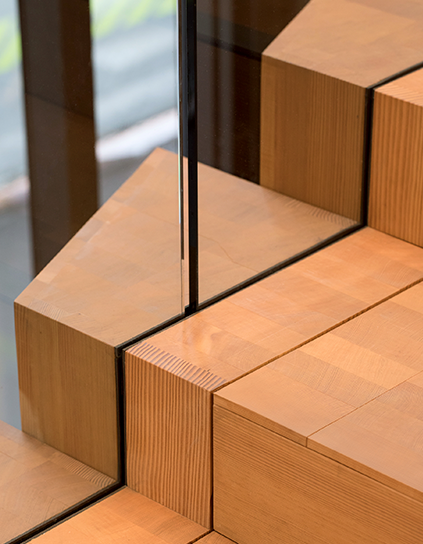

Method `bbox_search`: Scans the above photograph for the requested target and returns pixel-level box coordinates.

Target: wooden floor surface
[31,487,207,544]
[125,227,423,527]
[0,420,114,544]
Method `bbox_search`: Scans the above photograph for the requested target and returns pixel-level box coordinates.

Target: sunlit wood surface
[0,420,113,544]
[261,0,423,220]
[30,487,207,544]
[15,146,353,479]
[369,68,423,247]
[125,227,423,527]
[214,282,423,544]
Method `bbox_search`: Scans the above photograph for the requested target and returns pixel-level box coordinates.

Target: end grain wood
[125,227,423,527]
[369,68,423,247]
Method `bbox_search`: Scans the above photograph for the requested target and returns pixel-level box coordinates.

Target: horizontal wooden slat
[30,487,207,543]
[308,284,423,502]
[214,293,423,445]
[214,406,423,544]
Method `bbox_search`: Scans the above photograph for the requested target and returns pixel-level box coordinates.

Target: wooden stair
[125,227,423,528]
[25,226,423,543]
[260,0,423,221]
[214,283,423,543]
[13,0,423,542]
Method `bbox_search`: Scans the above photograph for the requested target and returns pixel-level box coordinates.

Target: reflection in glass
[0,0,182,542]
[197,0,358,304]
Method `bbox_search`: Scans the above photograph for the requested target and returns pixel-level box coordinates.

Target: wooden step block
[14,144,354,477]
[214,406,423,544]
[369,68,423,246]
[0,420,113,544]
[15,148,181,479]
[260,0,423,221]
[30,487,207,543]
[309,285,423,503]
[214,282,423,543]
[125,227,423,527]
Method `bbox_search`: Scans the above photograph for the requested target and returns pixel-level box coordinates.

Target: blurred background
[0,0,178,427]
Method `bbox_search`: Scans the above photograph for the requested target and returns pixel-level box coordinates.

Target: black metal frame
[181,0,199,315]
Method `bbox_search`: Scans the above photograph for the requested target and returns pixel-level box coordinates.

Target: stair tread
[31,487,207,544]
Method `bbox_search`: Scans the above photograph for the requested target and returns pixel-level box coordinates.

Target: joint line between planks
[216,405,423,507]
[212,275,423,394]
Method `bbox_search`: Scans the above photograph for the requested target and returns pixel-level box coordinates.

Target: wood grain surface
[31,487,207,543]
[126,346,214,528]
[197,147,355,303]
[214,281,423,542]
[214,406,423,544]
[261,59,365,220]
[16,147,353,342]
[215,284,423,447]
[125,227,423,527]
[0,420,113,544]
[308,283,423,503]
[15,306,118,479]
[260,0,423,220]
[369,68,423,246]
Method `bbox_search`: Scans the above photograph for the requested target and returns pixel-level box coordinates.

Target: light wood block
[15,145,353,478]
[214,405,423,544]
[125,227,423,527]
[261,0,423,220]
[214,282,423,543]
[214,282,423,443]
[0,420,113,544]
[369,68,423,246]
[15,148,182,479]
[309,285,423,503]
[30,487,207,543]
